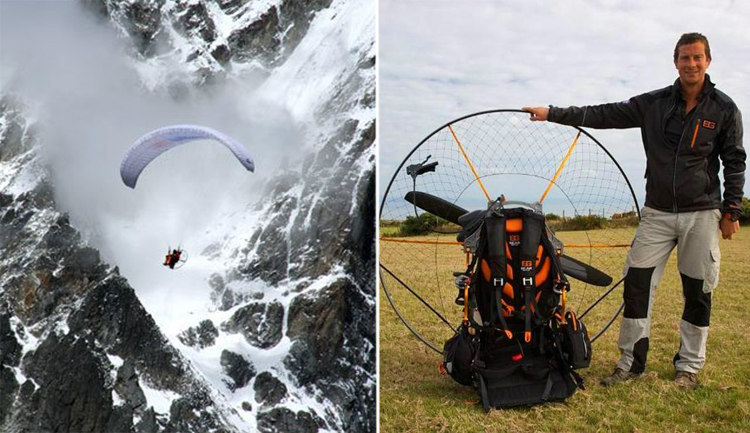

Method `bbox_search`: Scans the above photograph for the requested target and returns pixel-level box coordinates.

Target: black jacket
[548,75,745,216]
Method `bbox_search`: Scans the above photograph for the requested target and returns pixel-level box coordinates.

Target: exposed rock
[67,277,187,391]
[275,0,333,59]
[285,280,348,383]
[349,166,376,290]
[173,1,216,43]
[239,119,374,290]
[208,273,236,311]
[211,43,232,65]
[0,366,19,426]
[1,201,108,324]
[0,308,22,367]
[18,378,35,401]
[222,301,284,349]
[21,333,118,433]
[0,95,32,161]
[114,360,147,412]
[283,340,317,385]
[240,195,296,285]
[105,405,137,433]
[217,0,245,15]
[253,371,287,408]
[257,407,319,433]
[168,390,226,433]
[284,274,375,433]
[135,407,160,433]
[219,289,236,311]
[220,350,256,391]
[227,7,281,64]
[178,319,219,349]
[118,0,166,57]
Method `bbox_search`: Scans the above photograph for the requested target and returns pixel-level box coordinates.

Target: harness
[445,202,587,410]
[462,206,569,339]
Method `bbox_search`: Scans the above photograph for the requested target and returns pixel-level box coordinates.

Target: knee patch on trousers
[681,273,711,327]
[630,337,649,374]
[624,267,654,319]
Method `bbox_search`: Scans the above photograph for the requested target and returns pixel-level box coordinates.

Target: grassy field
[379,228,750,433]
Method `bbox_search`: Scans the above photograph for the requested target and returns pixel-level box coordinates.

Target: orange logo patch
[702,120,716,130]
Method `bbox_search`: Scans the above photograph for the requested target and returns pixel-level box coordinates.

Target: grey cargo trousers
[616,206,721,374]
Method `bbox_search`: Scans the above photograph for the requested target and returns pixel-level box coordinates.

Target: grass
[379,227,750,433]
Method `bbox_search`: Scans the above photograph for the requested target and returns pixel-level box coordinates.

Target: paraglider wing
[120,125,255,188]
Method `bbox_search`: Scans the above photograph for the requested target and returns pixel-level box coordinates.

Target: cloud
[0,1,300,298]
[379,0,750,203]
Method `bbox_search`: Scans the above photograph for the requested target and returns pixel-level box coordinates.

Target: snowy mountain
[0,1,375,432]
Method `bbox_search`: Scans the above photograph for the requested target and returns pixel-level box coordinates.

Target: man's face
[674,41,711,86]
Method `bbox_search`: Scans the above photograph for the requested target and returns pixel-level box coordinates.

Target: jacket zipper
[673,112,701,212]
[673,128,685,212]
[663,102,677,212]
[690,119,700,148]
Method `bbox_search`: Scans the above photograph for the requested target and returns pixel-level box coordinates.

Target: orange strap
[540,130,581,204]
[463,277,471,324]
[449,124,491,201]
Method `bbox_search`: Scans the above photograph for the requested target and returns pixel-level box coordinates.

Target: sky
[379,0,750,207]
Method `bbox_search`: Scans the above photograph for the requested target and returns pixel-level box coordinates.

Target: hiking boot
[674,371,698,390]
[600,368,640,387]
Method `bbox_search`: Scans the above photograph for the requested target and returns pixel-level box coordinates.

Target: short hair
[674,33,711,61]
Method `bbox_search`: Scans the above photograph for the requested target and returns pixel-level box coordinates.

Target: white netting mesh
[380,110,640,351]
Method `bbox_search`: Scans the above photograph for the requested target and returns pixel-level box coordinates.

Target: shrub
[611,211,637,219]
[399,214,439,235]
[554,214,608,231]
[741,197,750,225]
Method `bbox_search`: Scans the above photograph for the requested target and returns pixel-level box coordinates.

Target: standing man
[523,32,745,389]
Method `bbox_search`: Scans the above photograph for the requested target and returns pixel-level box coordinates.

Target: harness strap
[463,252,480,326]
[464,231,485,330]
[485,213,513,339]
[485,213,507,289]
[540,230,571,320]
[519,210,544,342]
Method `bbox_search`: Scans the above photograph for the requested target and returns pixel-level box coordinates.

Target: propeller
[404,191,468,225]
[404,191,613,287]
[558,254,612,287]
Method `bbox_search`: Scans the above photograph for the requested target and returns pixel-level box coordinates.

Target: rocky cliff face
[1,96,233,432]
[1,1,375,432]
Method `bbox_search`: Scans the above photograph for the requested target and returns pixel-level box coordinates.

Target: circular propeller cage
[380,109,640,353]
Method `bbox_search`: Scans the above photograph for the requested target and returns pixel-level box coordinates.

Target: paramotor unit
[120,124,255,189]
[380,109,641,353]
[163,247,188,270]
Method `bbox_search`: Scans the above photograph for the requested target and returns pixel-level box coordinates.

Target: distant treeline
[380,212,639,237]
[741,197,750,224]
[380,214,454,236]
[381,197,750,237]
